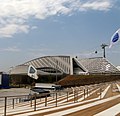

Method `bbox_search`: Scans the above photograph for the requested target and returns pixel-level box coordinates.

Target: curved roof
[23,56,72,75]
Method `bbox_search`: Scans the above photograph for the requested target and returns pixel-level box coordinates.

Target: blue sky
[0,0,120,71]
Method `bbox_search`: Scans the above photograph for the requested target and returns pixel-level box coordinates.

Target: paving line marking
[116,83,120,92]
[101,85,110,99]
[12,94,120,116]
[44,94,120,116]
[94,103,120,116]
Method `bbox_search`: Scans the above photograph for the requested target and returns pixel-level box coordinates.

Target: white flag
[109,28,120,48]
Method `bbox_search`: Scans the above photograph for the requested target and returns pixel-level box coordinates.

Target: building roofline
[23,55,71,64]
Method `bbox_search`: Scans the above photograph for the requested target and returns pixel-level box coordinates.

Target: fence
[0,90,71,116]
[0,82,116,116]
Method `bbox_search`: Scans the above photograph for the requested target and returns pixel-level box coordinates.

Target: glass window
[29,67,35,74]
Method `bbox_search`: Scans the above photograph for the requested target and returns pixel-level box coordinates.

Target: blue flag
[109,28,120,48]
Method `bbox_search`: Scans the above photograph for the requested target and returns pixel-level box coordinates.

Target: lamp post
[101,44,108,58]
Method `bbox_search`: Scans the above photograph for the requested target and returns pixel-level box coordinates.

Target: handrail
[0,90,69,116]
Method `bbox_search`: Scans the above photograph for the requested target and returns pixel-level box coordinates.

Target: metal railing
[0,82,119,116]
[0,90,70,116]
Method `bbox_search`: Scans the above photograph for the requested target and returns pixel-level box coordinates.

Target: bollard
[45,95,47,107]
[67,92,68,102]
[19,98,21,103]
[34,94,36,111]
[87,87,88,97]
[77,90,78,102]
[74,90,75,103]
[30,95,32,107]
[84,89,85,99]
[4,97,7,116]
[56,92,57,107]
[13,98,15,109]
[100,87,102,99]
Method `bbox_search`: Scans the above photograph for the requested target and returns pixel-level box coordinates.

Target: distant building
[9,56,120,79]
[0,72,9,89]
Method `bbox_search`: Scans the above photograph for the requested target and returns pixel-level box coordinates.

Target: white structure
[9,56,120,79]
[23,56,89,76]
[10,65,38,79]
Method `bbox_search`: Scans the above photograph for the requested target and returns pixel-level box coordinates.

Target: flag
[109,28,120,48]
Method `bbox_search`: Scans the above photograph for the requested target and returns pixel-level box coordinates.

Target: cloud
[0,0,114,38]
[0,46,21,52]
[80,0,113,11]
[31,26,37,30]
[0,23,29,38]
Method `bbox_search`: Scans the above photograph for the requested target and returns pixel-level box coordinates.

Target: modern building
[9,56,120,80]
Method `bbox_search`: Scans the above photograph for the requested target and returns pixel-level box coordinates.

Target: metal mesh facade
[79,57,120,74]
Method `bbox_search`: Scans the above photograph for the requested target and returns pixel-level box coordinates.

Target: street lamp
[101,44,108,58]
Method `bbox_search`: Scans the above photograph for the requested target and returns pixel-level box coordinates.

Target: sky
[0,0,120,71]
